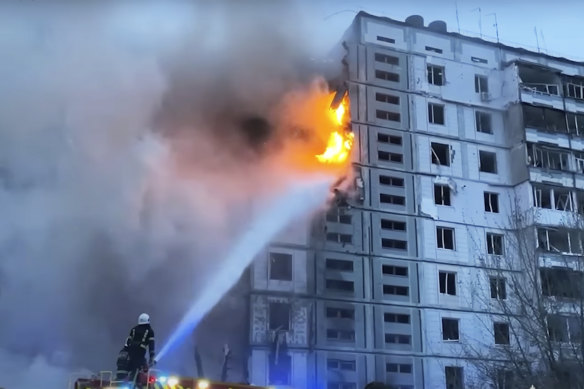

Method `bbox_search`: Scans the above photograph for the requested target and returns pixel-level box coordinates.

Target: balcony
[518,63,563,110]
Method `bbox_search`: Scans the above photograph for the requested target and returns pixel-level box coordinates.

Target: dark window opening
[326,209,352,224]
[528,144,570,171]
[384,313,410,323]
[374,53,399,65]
[475,74,488,93]
[382,239,407,250]
[380,194,406,205]
[382,265,408,276]
[425,46,443,54]
[326,279,355,292]
[479,150,497,173]
[567,112,584,136]
[326,233,352,244]
[445,366,464,389]
[540,268,583,299]
[428,103,445,125]
[326,258,353,272]
[386,363,412,374]
[377,36,396,44]
[523,104,567,133]
[326,307,354,319]
[378,150,403,163]
[377,133,402,145]
[381,219,406,231]
[476,111,493,134]
[269,302,290,330]
[375,92,400,105]
[326,329,355,341]
[494,322,510,345]
[376,109,401,122]
[439,271,456,296]
[269,253,293,281]
[471,56,488,64]
[431,142,450,166]
[379,175,404,187]
[427,65,444,86]
[384,333,411,344]
[490,277,507,300]
[434,184,451,206]
[437,227,455,250]
[487,233,504,255]
[327,359,356,371]
[442,318,459,341]
[383,284,409,296]
[375,70,400,82]
[484,192,499,213]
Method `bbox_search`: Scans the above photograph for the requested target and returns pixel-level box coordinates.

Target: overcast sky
[308,0,584,62]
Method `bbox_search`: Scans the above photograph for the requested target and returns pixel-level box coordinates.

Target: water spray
[156,174,334,361]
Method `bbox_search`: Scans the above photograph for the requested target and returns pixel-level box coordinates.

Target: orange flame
[315,94,354,164]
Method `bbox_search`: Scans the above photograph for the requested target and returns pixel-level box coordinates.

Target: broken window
[382,238,408,250]
[529,144,570,170]
[375,92,400,105]
[385,333,411,344]
[565,80,584,100]
[445,366,464,389]
[479,150,497,173]
[548,315,569,342]
[540,268,583,299]
[533,185,552,208]
[383,284,409,296]
[554,187,573,211]
[269,302,291,330]
[496,370,515,389]
[326,279,355,292]
[439,271,456,295]
[436,227,455,250]
[475,111,493,134]
[374,52,399,65]
[326,258,353,272]
[434,184,451,206]
[377,132,402,144]
[537,228,581,254]
[484,192,499,213]
[376,109,401,122]
[518,65,560,95]
[475,75,488,93]
[442,318,459,341]
[326,329,355,341]
[494,322,510,345]
[269,252,293,281]
[326,208,352,224]
[384,313,410,323]
[427,65,444,86]
[380,193,406,205]
[326,307,354,319]
[523,104,568,133]
[327,359,356,371]
[378,150,403,163]
[381,219,406,231]
[379,175,404,187]
[326,233,352,245]
[428,103,445,125]
[383,265,408,276]
[431,142,450,166]
[490,277,507,299]
[487,233,504,255]
[567,112,584,136]
[375,70,400,82]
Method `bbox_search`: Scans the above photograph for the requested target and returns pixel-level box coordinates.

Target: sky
[309,0,584,62]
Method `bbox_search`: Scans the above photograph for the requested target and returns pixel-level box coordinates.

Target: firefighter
[115,345,131,380]
[124,313,157,381]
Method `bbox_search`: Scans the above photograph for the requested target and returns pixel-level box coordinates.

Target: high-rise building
[247,11,584,389]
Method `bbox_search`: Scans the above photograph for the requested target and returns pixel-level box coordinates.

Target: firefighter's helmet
[138,313,150,325]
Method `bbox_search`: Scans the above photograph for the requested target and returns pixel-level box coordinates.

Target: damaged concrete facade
[247,11,584,389]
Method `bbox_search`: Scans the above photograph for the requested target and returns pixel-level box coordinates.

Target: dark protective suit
[124,323,156,379]
[115,346,131,380]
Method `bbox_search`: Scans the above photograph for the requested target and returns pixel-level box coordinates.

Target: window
[374,53,399,65]
[375,92,400,105]
[445,366,464,389]
[494,322,510,345]
[377,133,402,144]
[383,265,408,276]
[540,268,584,299]
[376,110,401,122]
[269,253,292,281]
[327,383,357,389]
[326,307,355,319]
[375,70,400,82]
[381,219,406,231]
[382,238,407,250]
[269,302,290,330]
[496,369,515,389]
[436,227,455,250]
[379,175,404,187]
[327,359,356,371]
[326,258,353,272]
[377,35,395,44]
[533,186,552,208]
[326,233,352,244]
[439,271,456,296]
[384,313,410,323]
[548,315,583,344]
[566,82,584,100]
[427,65,444,86]
[479,150,497,173]
[487,233,504,255]
[326,329,355,341]
[434,184,451,205]
[537,228,582,254]
[425,46,443,54]
[385,333,411,344]
[326,279,354,292]
[475,111,493,134]
[383,284,409,296]
[378,150,403,163]
[475,74,488,93]
[386,363,413,374]
[533,185,574,211]
[471,56,488,64]
[428,103,445,125]
[490,277,507,299]
[528,144,569,170]
[326,209,352,224]
[442,318,460,341]
[431,142,450,166]
[380,194,406,205]
[484,192,499,213]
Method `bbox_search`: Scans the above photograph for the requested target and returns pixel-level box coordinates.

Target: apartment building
[246,11,584,389]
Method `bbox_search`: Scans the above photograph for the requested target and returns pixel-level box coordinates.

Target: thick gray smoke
[0,1,340,387]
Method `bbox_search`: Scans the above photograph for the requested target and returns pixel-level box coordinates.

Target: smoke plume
[0,1,345,387]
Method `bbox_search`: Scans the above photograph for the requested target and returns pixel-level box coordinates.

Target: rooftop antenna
[534,26,541,52]
[540,29,548,54]
[455,0,461,33]
[486,13,500,43]
[472,7,483,38]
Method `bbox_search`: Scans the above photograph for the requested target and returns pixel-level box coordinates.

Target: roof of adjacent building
[353,11,584,69]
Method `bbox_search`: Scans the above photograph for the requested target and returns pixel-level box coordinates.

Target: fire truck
[70,370,270,389]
